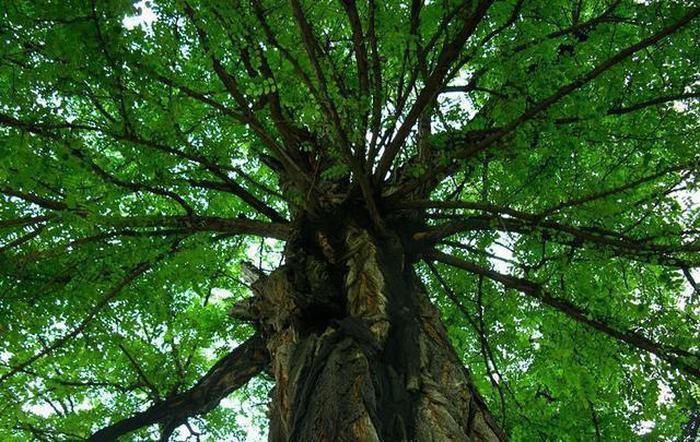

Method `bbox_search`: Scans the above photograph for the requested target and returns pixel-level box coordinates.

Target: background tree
[0,0,699,440]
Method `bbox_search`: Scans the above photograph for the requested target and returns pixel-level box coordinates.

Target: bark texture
[234,213,505,441]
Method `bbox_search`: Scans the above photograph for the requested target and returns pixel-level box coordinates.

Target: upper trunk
[233,209,505,441]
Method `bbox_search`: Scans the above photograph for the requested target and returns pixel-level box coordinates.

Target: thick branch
[341,0,370,116]
[375,0,494,181]
[87,335,269,441]
[186,179,286,223]
[537,161,698,216]
[118,128,287,222]
[400,7,700,195]
[609,91,700,114]
[0,215,54,229]
[69,148,194,215]
[93,215,290,240]
[366,0,383,160]
[428,250,700,379]
[1,188,68,211]
[181,2,311,188]
[415,211,698,268]
[290,0,383,229]
[2,209,288,241]
[0,225,45,254]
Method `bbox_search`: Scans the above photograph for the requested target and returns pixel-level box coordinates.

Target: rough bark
[234,212,505,441]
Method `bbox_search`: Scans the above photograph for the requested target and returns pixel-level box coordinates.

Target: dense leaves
[0,0,698,440]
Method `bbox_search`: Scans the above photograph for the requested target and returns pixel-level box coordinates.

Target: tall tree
[0,0,698,440]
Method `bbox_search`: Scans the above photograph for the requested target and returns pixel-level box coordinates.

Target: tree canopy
[0,0,699,440]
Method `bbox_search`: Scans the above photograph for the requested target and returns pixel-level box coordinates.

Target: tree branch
[186,179,286,223]
[554,91,700,124]
[375,0,494,181]
[425,261,508,423]
[341,0,370,145]
[69,147,195,216]
[427,250,700,379]
[401,7,700,195]
[87,335,269,441]
[1,108,288,222]
[181,2,311,189]
[91,215,290,240]
[290,0,383,229]
[484,6,700,148]
[0,187,68,211]
[415,210,698,268]
[0,242,180,384]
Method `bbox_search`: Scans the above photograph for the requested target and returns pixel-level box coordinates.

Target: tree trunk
[234,216,505,441]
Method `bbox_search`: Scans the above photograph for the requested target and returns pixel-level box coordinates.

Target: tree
[0,0,698,439]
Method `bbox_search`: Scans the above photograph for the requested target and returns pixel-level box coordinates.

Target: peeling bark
[241,218,505,441]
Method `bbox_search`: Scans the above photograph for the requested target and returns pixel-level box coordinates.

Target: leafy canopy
[0,0,699,440]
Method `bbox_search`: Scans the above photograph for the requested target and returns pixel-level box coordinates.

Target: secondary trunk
[234,215,505,441]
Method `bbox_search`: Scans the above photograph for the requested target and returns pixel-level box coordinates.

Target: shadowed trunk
[234,209,505,441]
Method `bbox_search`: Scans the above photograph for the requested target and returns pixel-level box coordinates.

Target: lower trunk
[236,223,505,441]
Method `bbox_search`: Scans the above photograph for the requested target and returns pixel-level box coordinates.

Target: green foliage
[0,0,698,440]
